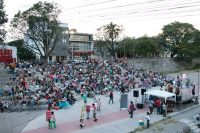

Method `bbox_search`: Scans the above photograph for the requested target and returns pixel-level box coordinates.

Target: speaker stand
[135,97,137,106]
[141,95,144,104]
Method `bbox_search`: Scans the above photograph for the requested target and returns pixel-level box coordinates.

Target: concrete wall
[127,58,183,73]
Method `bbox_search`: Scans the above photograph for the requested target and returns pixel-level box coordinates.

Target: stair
[179,118,200,133]
[193,128,200,133]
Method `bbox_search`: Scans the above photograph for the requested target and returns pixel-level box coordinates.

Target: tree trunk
[40,56,48,64]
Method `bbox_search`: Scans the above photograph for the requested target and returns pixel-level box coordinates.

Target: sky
[4,0,200,38]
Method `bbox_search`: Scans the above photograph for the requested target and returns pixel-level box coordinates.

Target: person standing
[147,99,154,114]
[97,98,101,111]
[46,108,51,128]
[155,98,161,114]
[192,83,195,96]
[129,101,135,118]
[109,90,114,104]
[50,111,56,128]
[86,104,91,119]
[92,103,97,121]
[162,102,167,117]
[145,112,151,128]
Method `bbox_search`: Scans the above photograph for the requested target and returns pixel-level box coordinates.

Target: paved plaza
[22,90,172,133]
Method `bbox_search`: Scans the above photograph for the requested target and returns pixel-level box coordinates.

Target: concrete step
[193,128,200,133]
[179,118,193,124]
[189,123,196,127]
[191,126,198,131]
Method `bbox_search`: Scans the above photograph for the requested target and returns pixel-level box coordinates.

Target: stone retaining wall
[127,58,183,73]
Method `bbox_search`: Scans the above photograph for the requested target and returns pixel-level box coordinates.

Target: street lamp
[69,30,75,60]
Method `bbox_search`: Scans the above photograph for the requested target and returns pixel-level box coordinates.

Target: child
[145,112,151,128]
[50,111,56,128]
[86,104,91,119]
[46,108,51,128]
[92,103,98,121]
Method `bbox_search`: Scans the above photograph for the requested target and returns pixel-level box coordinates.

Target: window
[63,38,67,43]
[49,56,52,61]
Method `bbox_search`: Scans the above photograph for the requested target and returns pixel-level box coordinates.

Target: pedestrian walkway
[21,90,172,133]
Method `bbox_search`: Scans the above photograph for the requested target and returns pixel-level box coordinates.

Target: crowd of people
[0,58,197,130]
[0,58,196,112]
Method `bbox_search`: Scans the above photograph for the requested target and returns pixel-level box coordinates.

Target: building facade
[25,23,94,62]
[68,29,94,60]
[48,22,69,63]
[0,45,17,64]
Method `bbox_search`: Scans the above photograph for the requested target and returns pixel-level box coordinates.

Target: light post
[69,30,75,60]
[72,43,74,60]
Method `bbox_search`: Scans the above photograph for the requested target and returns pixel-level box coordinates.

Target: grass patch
[130,116,175,133]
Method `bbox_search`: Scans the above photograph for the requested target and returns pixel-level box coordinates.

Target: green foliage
[94,40,107,58]
[162,21,199,59]
[10,1,62,62]
[118,36,163,58]
[117,37,136,58]
[96,22,123,59]
[134,36,161,58]
[7,39,36,61]
[0,0,8,43]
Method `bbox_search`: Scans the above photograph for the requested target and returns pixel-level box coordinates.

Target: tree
[7,39,36,61]
[94,40,107,58]
[0,0,8,43]
[118,37,136,58]
[96,22,123,59]
[134,36,162,58]
[162,21,198,58]
[10,1,62,62]
[192,31,200,58]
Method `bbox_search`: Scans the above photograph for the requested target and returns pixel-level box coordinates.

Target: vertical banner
[120,94,128,109]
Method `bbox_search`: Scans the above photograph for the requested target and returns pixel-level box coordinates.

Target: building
[0,45,17,64]
[25,22,94,62]
[68,29,94,60]
[48,22,69,62]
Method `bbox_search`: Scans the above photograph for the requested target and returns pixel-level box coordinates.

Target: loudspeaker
[133,90,139,97]
[137,103,144,109]
[141,89,146,95]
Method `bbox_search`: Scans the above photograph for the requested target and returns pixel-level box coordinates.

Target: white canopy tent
[145,90,176,102]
